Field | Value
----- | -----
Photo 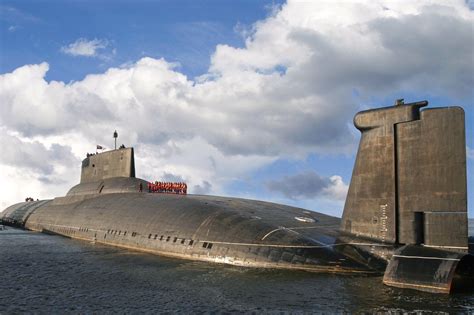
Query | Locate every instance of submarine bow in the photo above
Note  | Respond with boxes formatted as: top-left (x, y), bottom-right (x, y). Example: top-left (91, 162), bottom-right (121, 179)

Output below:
top-left (1, 100), bottom-right (473, 294)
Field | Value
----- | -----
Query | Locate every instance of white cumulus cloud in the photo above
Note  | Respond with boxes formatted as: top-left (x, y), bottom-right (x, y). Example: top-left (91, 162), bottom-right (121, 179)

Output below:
top-left (266, 172), bottom-right (348, 201)
top-left (1, 0), bottom-right (472, 216)
top-left (61, 38), bottom-right (109, 57)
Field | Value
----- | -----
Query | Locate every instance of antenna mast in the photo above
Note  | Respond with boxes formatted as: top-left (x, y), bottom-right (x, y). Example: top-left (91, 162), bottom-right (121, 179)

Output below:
top-left (113, 130), bottom-right (118, 150)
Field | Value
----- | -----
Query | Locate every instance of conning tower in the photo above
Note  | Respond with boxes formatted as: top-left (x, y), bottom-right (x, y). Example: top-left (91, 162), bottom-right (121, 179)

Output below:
top-left (81, 147), bottom-right (136, 183)
top-left (67, 147), bottom-right (147, 196)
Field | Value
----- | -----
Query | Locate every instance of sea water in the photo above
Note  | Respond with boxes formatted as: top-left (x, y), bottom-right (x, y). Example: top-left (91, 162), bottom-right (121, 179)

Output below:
top-left (0, 221), bottom-right (473, 313)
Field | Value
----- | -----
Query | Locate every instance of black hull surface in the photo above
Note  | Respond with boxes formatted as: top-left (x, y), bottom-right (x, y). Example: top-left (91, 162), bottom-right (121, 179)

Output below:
top-left (2, 194), bottom-right (384, 274)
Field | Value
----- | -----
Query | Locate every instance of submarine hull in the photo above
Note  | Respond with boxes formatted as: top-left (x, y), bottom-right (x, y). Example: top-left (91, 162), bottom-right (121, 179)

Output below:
top-left (4, 193), bottom-right (383, 274)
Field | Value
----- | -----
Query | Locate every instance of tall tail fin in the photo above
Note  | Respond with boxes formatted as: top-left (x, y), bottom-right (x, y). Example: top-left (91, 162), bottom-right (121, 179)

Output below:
top-left (341, 101), bottom-right (467, 250)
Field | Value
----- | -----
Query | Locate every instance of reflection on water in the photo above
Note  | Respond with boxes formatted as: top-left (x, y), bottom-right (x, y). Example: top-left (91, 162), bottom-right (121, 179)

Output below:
top-left (0, 225), bottom-right (473, 313)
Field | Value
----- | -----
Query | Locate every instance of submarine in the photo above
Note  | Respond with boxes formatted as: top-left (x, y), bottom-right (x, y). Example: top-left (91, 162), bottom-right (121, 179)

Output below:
top-left (2, 100), bottom-right (473, 294)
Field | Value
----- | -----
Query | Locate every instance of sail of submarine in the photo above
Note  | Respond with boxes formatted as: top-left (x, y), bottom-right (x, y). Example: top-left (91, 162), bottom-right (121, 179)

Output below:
top-left (2, 100), bottom-right (473, 294)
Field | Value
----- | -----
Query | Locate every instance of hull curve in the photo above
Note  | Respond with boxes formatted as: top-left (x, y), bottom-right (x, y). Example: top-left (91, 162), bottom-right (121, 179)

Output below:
top-left (7, 193), bottom-right (381, 274)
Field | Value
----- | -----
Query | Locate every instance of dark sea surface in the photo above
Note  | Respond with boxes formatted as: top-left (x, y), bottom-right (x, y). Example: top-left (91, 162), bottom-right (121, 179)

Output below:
top-left (0, 220), bottom-right (473, 314)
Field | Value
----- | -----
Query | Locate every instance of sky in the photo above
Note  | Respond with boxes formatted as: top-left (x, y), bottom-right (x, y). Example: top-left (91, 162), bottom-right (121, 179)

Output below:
top-left (0, 0), bottom-right (473, 218)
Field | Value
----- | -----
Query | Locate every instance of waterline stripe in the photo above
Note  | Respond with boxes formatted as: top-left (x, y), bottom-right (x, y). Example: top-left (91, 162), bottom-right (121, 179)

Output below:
top-left (392, 254), bottom-right (460, 261)
top-left (423, 245), bottom-right (468, 250)
top-left (204, 240), bottom-right (393, 249)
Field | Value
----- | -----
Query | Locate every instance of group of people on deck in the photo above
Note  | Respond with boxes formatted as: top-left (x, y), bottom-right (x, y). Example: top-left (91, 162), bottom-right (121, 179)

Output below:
top-left (148, 181), bottom-right (187, 195)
